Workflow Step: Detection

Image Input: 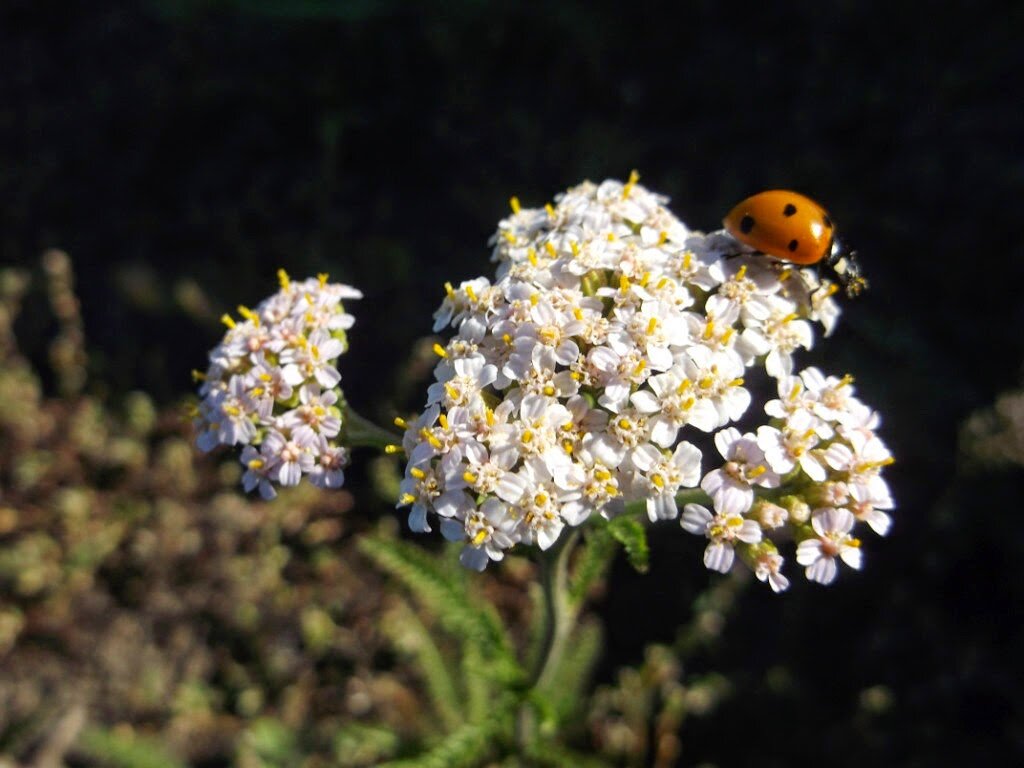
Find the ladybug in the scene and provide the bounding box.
[723,190,866,297]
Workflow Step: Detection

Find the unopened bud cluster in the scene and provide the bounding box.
[397,175,893,586]
[194,271,361,498]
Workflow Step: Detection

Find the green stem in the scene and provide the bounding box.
[344,405,403,450]
[533,528,581,691]
[516,529,581,750]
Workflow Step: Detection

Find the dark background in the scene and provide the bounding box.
[2,0,1022,765]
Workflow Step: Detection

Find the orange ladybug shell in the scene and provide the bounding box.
[723,190,834,265]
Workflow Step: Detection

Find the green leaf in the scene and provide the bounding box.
[358,533,524,688]
[568,525,618,604]
[360,536,497,645]
[376,722,496,768]
[334,723,401,767]
[606,516,649,573]
[240,718,299,767]
[544,618,603,722]
[76,727,187,768]
[383,600,464,732]
[523,740,616,768]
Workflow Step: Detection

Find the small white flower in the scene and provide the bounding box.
[757,410,828,481]
[752,546,790,593]
[280,328,344,389]
[704,261,778,322]
[680,501,761,573]
[677,346,751,428]
[848,477,894,536]
[825,425,894,484]
[742,294,814,379]
[630,366,719,445]
[796,507,863,584]
[240,445,278,500]
[214,377,259,446]
[701,428,780,513]
[632,441,702,521]
[427,355,498,409]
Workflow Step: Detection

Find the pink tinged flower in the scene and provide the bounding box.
[753,549,790,593]
[224,321,273,362]
[755,501,789,530]
[246,360,294,421]
[262,430,315,486]
[308,438,348,489]
[796,507,863,585]
[284,385,342,443]
[680,502,761,573]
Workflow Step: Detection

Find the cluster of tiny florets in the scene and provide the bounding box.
[398,174,893,587]
[194,271,362,498]
[681,366,893,590]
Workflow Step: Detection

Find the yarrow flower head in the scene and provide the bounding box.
[193,270,362,498]
[398,173,893,587]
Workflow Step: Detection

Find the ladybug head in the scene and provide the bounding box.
[826,238,867,298]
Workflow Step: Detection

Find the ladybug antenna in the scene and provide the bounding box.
[825,238,867,298]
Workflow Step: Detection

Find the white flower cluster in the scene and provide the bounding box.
[194,271,362,498]
[398,174,894,588]
[681,367,894,591]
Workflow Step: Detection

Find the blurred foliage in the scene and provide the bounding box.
[960,381,1024,471]
[0,258,414,765]
[1,0,1023,764]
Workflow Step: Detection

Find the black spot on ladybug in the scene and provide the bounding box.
[823,214,833,228]
[788,239,799,252]
[783,203,797,217]
[740,215,755,234]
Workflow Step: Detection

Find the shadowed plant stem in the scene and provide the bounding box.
[533,528,581,693]
[516,529,581,750]
[344,405,403,450]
